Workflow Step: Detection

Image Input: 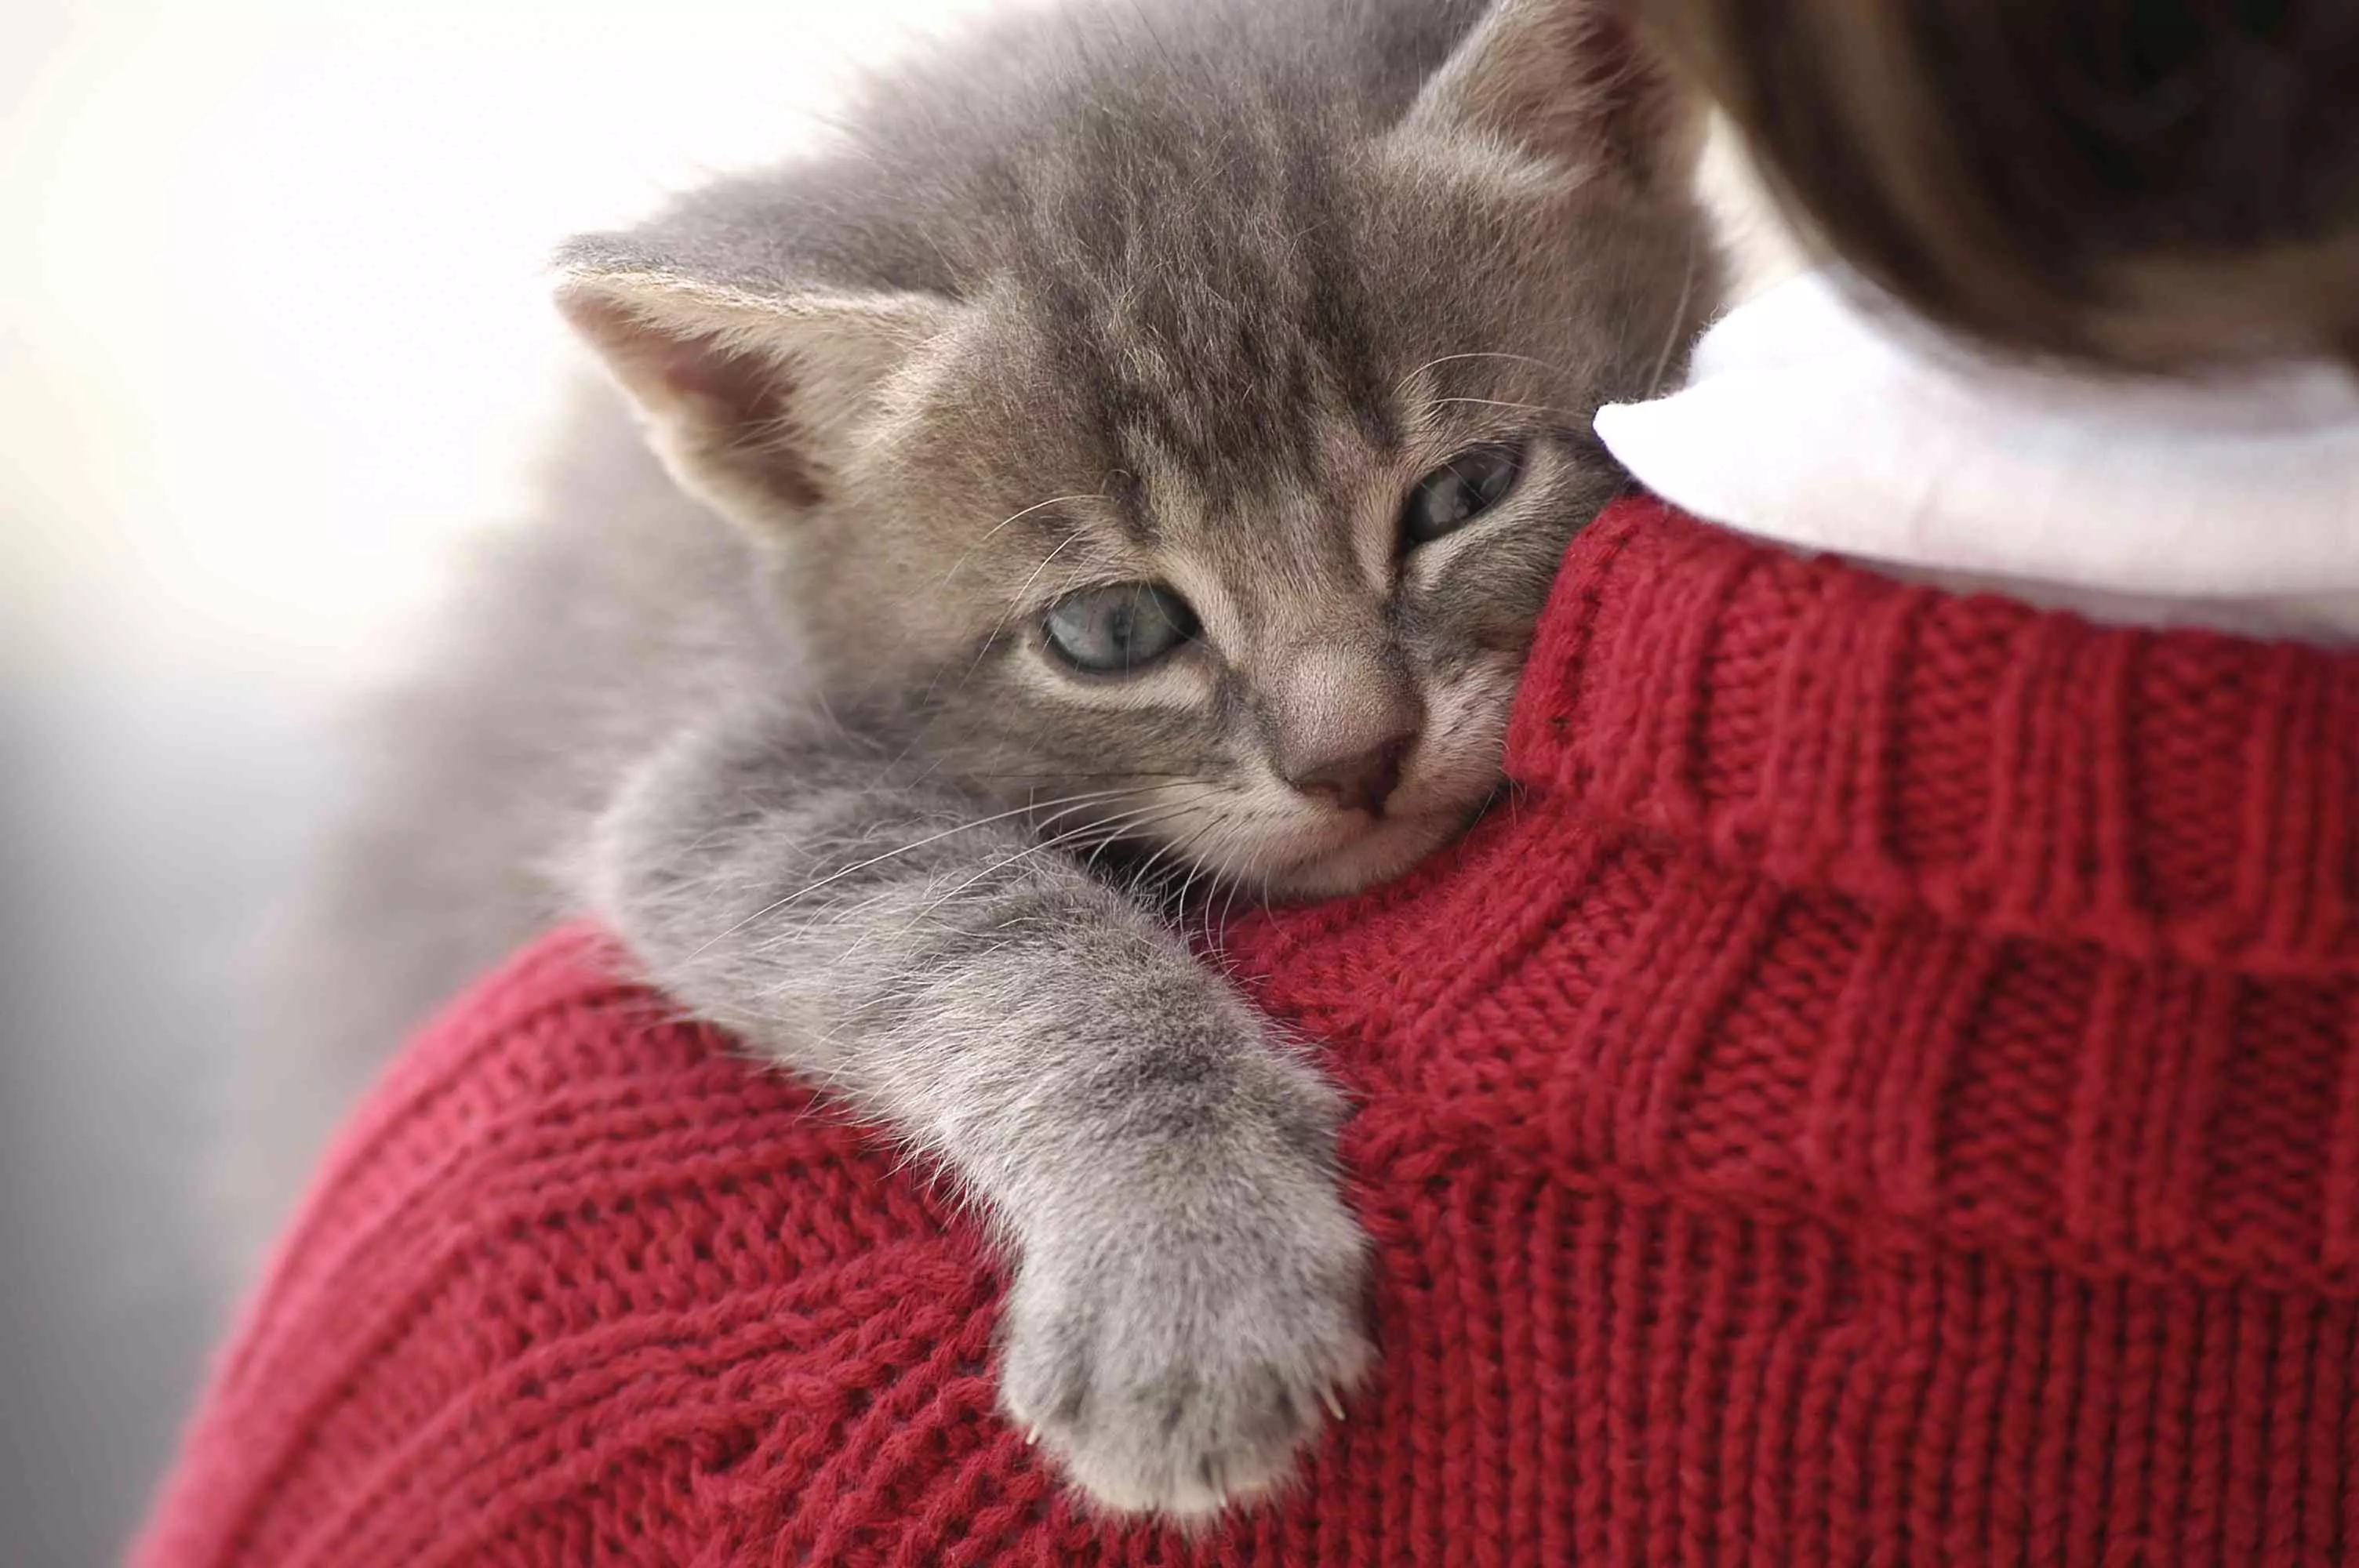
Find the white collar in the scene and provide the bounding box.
[1595,272,2359,637]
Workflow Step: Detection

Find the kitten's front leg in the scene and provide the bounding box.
[592,704,1372,1519]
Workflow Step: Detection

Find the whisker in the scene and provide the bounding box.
[1215,874,1248,940]
[798,798,1175,957]
[1117,802,1230,899]
[1644,238,1704,403]
[1427,395,1585,425]
[853,804,1178,954]
[954,531,1093,691]
[692,786,1158,954]
[959,770,1198,782]
[1390,350,1577,401]
[1125,819,1214,902]
[937,492,1101,589]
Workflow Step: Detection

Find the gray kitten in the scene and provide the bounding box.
[273,0,1710,1520]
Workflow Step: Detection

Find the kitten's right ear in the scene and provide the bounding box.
[554,242,961,531]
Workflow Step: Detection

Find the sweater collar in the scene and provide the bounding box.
[1507,497,2359,975]
[1594,273,2359,641]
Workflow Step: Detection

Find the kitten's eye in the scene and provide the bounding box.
[1400,443,1525,547]
[1042,583,1198,673]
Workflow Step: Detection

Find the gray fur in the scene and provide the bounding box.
[268,0,1712,1518]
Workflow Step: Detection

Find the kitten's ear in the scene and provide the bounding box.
[554,245,961,530]
[1404,0,1696,187]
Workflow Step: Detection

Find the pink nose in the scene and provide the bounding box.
[1284,735,1413,816]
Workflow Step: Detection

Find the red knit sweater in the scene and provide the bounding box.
[139,499,2359,1566]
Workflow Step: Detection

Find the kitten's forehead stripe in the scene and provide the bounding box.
[1019,111,1398,506]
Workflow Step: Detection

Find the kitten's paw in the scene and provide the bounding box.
[999,1212,1372,1519]
[997,1098,1372,1520]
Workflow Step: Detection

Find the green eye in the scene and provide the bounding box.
[1042,583,1198,673]
[1401,443,1525,547]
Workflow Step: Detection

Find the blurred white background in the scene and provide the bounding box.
[1,1,1009,1557]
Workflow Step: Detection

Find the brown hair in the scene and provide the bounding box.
[1632,0,2359,372]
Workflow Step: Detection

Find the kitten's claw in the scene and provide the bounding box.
[1321,1387,1347,1423]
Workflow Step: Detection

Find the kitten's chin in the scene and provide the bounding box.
[1264,809,1472,902]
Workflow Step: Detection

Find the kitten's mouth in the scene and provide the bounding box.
[1088,758,1505,904]
[1266,800,1480,900]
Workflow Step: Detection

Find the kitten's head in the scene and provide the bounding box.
[558,0,1710,898]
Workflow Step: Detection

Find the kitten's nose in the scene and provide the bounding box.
[1263,640,1424,815]
[1285,732,1416,816]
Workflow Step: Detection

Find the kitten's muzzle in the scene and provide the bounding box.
[1282,732,1414,818]
[1263,648,1425,819]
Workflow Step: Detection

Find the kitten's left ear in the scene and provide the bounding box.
[1402,0,1698,187]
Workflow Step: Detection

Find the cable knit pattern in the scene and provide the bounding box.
[139,499,2359,1565]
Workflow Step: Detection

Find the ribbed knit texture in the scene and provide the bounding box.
[139,499,2359,1565]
